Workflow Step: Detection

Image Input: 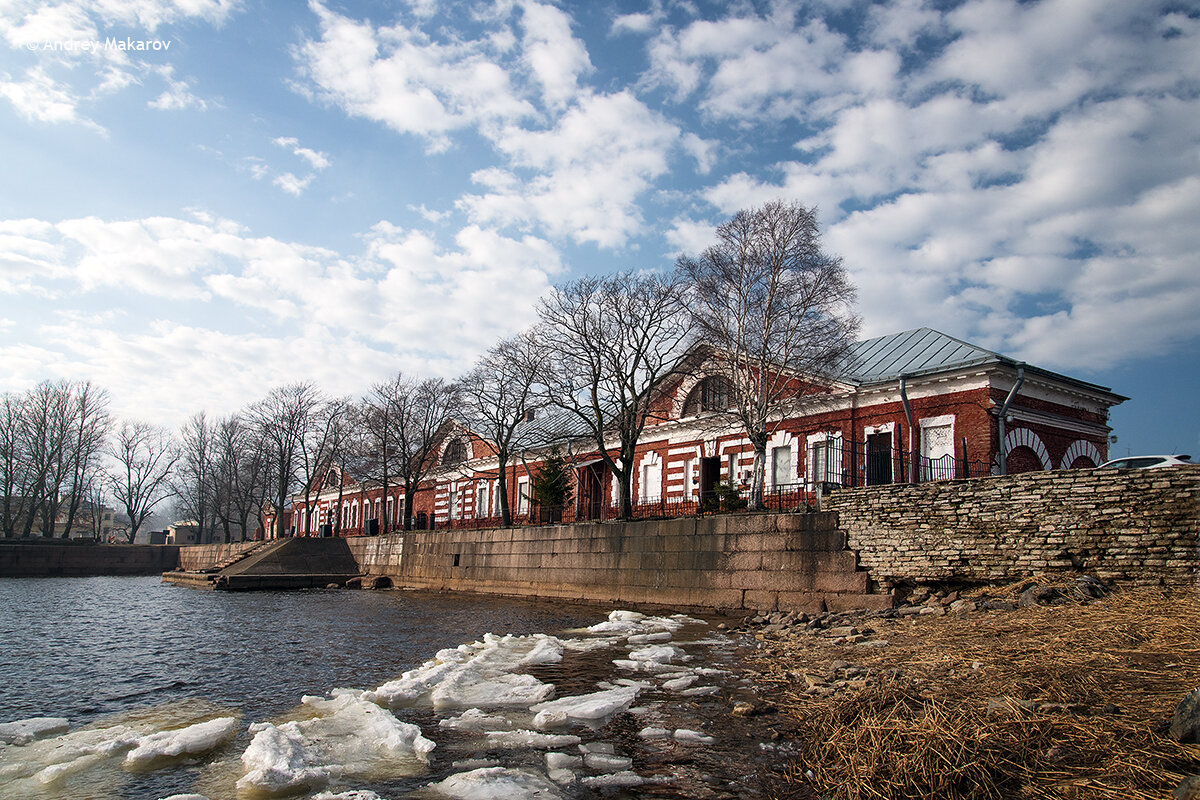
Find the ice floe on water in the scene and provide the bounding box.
[425,766,562,800]
[124,717,239,768]
[0,717,69,746]
[530,685,639,729]
[237,693,434,794]
[355,633,559,710]
[0,702,241,798]
[3,607,737,799]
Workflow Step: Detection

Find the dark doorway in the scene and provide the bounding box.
[867,432,894,486]
[700,456,721,501]
[578,464,603,520]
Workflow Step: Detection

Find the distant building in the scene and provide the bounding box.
[264,328,1126,537]
[166,521,200,545]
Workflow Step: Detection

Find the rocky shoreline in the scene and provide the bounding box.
[731,578,1200,799]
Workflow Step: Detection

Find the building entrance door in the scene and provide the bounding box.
[699,456,721,503]
[866,432,893,485]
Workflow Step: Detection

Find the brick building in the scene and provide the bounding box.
[268,328,1125,537]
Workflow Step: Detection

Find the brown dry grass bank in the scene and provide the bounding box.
[743,586,1200,800]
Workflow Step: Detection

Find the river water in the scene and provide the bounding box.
[0,577,781,800]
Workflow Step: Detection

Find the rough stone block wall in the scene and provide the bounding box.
[350,512,885,614]
[826,465,1199,589]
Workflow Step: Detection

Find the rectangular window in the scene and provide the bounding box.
[921,418,955,481]
[683,458,696,498]
[640,461,662,502]
[517,476,530,514]
[807,435,843,487]
[476,484,488,518]
[771,445,793,486]
[448,490,457,520]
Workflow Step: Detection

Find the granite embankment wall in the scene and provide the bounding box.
[176,541,261,572]
[826,465,1200,590]
[346,512,883,613]
[346,467,1198,611]
[0,540,179,577]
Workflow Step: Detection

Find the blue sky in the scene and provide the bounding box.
[1,0,1197,457]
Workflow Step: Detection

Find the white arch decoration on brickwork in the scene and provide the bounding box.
[1060,439,1103,469]
[1003,427,1051,471]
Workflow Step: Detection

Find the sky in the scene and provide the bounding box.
[0,0,1197,457]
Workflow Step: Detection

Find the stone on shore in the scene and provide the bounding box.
[1169,687,1200,744]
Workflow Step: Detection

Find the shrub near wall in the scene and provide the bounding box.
[827,465,1200,589]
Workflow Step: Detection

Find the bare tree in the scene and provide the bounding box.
[370,374,457,531]
[0,381,110,538]
[456,333,541,526]
[55,382,111,538]
[175,412,216,543]
[533,270,693,519]
[677,200,859,509]
[108,421,179,542]
[296,397,350,537]
[247,383,323,539]
[211,414,272,542]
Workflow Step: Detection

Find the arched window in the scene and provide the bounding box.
[442,437,468,466]
[683,376,732,416]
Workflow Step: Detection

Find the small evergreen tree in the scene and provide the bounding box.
[531,449,573,511]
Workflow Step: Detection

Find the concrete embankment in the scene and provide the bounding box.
[0,539,179,577]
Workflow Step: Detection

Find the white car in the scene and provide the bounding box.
[1097,454,1192,469]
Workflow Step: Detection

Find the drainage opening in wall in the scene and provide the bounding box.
[452,553,460,567]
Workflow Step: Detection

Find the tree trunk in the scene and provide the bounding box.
[497,457,511,526]
[748,446,767,510]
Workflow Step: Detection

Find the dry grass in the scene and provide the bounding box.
[745,587,1200,799]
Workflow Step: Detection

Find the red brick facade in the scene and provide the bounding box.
[264,333,1124,538]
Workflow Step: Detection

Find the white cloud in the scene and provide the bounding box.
[669,0,1200,373]
[147,65,206,110]
[459,91,680,247]
[272,136,330,170]
[273,172,313,195]
[517,0,592,110]
[0,66,105,132]
[1,212,566,423]
[297,1,535,152]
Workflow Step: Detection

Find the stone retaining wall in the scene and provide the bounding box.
[0,540,180,577]
[347,512,886,613]
[826,465,1199,589]
[176,541,261,572]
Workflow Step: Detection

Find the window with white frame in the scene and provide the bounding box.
[807,432,844,486]
[921,415,955,480]
[386,496,394,526]
[683,458,696,498]
[517,476,530,515]
[639,453,662,502]
[448,489,458,519]
[476,483,489,518]
[771,445,794,486]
